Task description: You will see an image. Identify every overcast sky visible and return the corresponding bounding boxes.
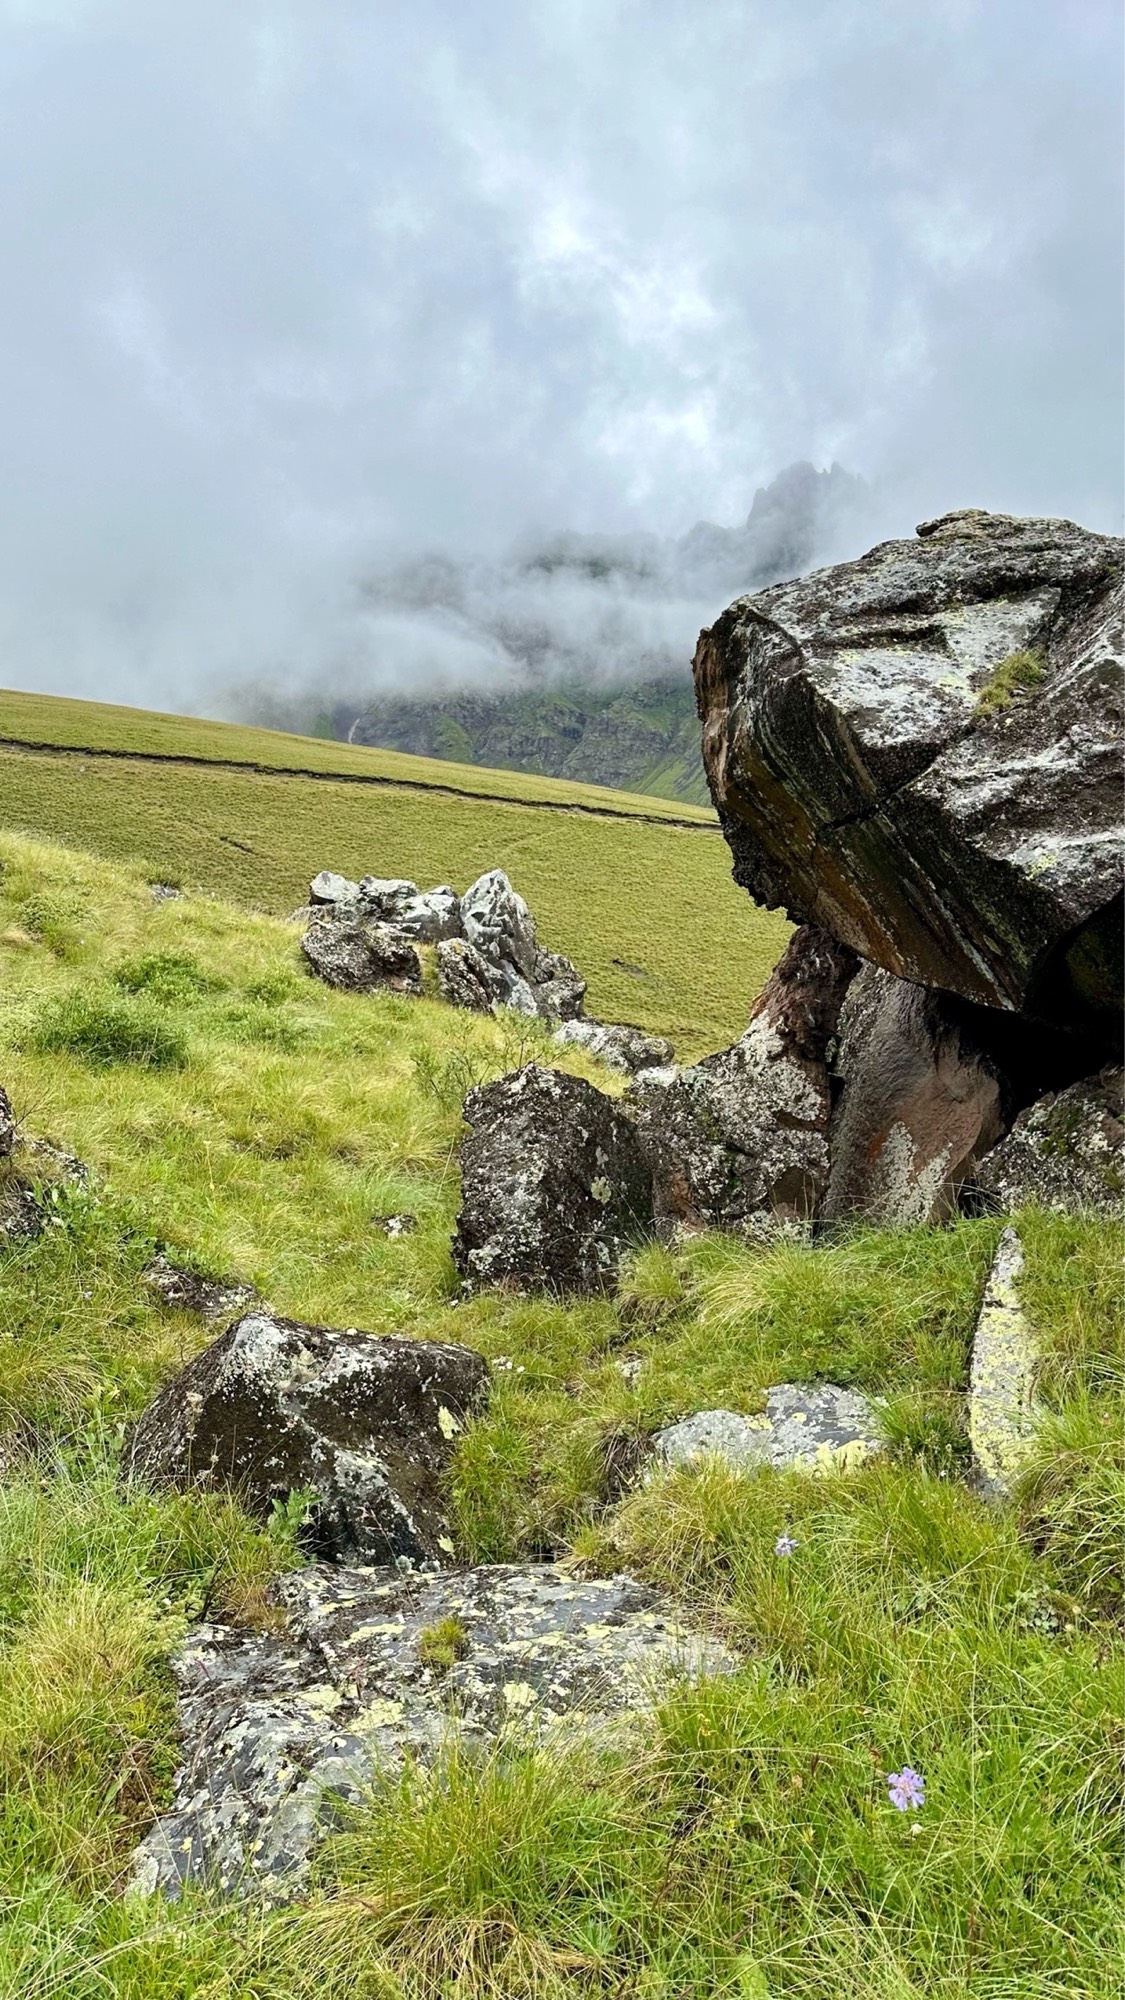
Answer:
[0,0,1120,712]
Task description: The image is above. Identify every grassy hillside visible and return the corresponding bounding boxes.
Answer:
[0,831,1120,1998]
[0,689,784,1060]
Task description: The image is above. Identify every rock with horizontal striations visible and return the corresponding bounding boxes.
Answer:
[974,1067,1124,1217]
[435,936,499,1013]
[653,1384,883,1475]
[126,1311,490,1564]
[696,510,1124,1036]
[301,917,421,994]
[453,1064,653,1294]
[636,925,858,1232]
[969,1227,1038,1499]
[819,963,1007,1228]
[131,1561,736,1900]
[553,1019,674,1075]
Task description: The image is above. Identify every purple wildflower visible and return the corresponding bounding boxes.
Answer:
[886,1767,926,1811]
[774,1533,799,1558]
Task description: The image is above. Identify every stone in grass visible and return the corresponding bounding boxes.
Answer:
[453,1064,654,1295]
[969,1226,1038,1501]
[0,1086,13,1159]
[301,918,421,995]
[131,1561,736,1900]
[370,1211,418,1238]
[142,1254,258,1324]
[653,1384,884,1476]
[974,1067,1124,1218]
[125,1311,490,1565]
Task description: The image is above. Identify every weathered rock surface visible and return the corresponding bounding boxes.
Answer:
[126,1312,490,1564]
[453,1065,654,1294]
[969,1227,1038,1499]
[435,936,498,1013]
[0,1122,89,1244]
[974,1067,1124,1217]
[654,1384,883,1476]
[131,1562,735,1900]
[0,1086,14,1158]
[301,918,421,995]
[696,510,1124,1034]
[460,869,586,1020]
[636,926,857,1232]
[142,1255,258,1323]
[308,869,364,907]
[819,964,1007,1229]
[553,1019,675,1075]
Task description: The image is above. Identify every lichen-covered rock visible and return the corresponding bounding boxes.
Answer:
[974,1067,1124,1216]
[969,1227,1038,1499]
[0,1086,14,1159]
[126,1312,490,1564]
[301,918,421,995]
[636,926,857,1232]
[453,1064,654,1294]
[553,1019,675,1075]
[653,1384,883,1476]
[142,1255,258,1323]
[131,1562,736,1900]
[819,964,1006,1228]
[435,936,498,1013]
[696,510,1123,1034]
[308,869,362,907]
[389,887,462,942]
[530,950,587,1022]
[0,1127,89,1244]
[461,869,540,981]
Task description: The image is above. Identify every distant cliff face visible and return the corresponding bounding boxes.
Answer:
[347,679,710,804]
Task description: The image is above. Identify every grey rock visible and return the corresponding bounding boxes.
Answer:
[0,1086,13,1160]
[435,936,498,1013]
[142,1255,258,1323]
[453,1064,654,1295]
[636,926,857,1232]
[131,1562,736,1900]
[974,1067,1124,1216]
[308,870,361,906]
[461,869,540,982]
[969,1227,1038,1499]
[148,883,183,904]
[356,875,420,918]
[553,1019,674,1075]
[654,1384,883,1475]
[820,963,1006,1228]
[696,510,1124,1033]
[390,886,462,942]
[126,1311,490,1565]
[530,950,587,1022]
[301,918,421,995]
[370,1211,418,1238]
[0,1130,90,1245]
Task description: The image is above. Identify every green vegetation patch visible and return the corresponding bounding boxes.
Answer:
[974,646,1047,715]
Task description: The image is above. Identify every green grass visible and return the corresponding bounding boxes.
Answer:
[974,648,1047,716]
[0,829,1120,1998]
[0,689,789,1058]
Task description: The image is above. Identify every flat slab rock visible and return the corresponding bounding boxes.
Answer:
[131,1562,735,1900]
[969,1227,1038,1500]
[654,1385,884,1475]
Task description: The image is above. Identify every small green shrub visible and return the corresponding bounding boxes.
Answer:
[417,1615,468,1672]
[113,951,222,1006]
[975,647,1047,715]
[27,990,188,1069]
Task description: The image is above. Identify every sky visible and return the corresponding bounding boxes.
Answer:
[0,0,1120,715]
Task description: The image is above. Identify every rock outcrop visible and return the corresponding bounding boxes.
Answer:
[460,869,586,1019]
[301,917,421,995]
[126,1312,490,1565]
[974,1066,1124,1217]
[653,1384,884,1475]
[695,510,1123,1038]
[132,1562,735,1900]
[453,1065,654,1294]
[635,926,856,1232]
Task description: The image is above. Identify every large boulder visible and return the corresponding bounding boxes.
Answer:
[453,1064,654,1294]
[819,964,1007,1228]
[126,1312,490,1564]
[695,510,1123,1038]
[636,926,857,1232]
[974,1067,1124,1217]
[301,918,421,995]
[131,1561,735,1900]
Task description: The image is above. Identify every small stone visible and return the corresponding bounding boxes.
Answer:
[309,870,361,906]
[148,883,182,903]
[969,1227,1038,1500]
[142,1255,258,1323]
[371,1212,417,1239]
[0,1086,14,1160]
[653,1384,884,1475]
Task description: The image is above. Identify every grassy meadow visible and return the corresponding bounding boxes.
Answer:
[0,827,1120,1999]
[0,690,787,1059]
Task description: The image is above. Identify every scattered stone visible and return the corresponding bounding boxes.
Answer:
[819,964,1006,1229]
[0,1127,90,1246]
[148,883,182,904]
[636,926,857,1232]
[0,1086,13,1159]
[0,1171,43,1243]
[301,918,421,995]
[131,1561,735,1900]
[653,1384,884,1475]
[531,953,587,1023]
[969,1227,1038,1500]
[435,936,498,1013]
[974,1067,1124,1217]
[126,1311,490,1565]
[370,1212,418,1239]
[453,1064,654,1295]
[142,1255,258,1323]
[356,875,420,917]
[696,508,1123,1036]
[553,1019,674,1075]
